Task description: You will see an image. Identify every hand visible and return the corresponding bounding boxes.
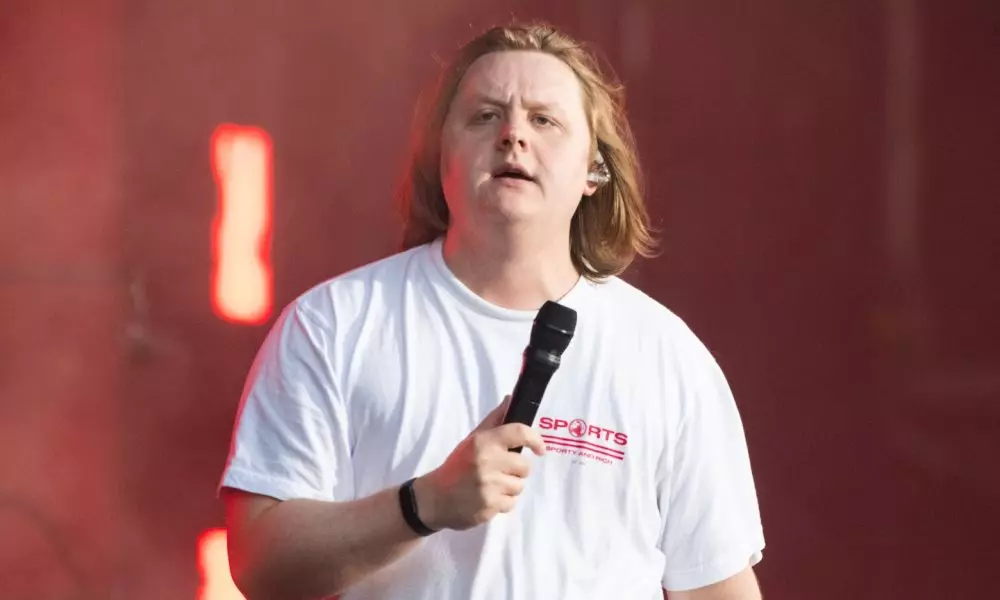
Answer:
[413,396,547,531]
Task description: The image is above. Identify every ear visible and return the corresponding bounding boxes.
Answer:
[584,150,610,196]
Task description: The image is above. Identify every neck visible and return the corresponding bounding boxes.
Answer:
[442,226,579,311]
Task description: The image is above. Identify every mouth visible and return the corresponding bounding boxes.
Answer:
[492,165,536,183]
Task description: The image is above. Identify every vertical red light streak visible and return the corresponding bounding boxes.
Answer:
[211,124,273,324]
[197,528,245,600]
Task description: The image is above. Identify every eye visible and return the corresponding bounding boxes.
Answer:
[473,109,500,123]
[532,114,556,127]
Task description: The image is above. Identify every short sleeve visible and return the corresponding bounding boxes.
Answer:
[218,302,354,503]
[658,326,765,591]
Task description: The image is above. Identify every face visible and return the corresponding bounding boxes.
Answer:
[439,51,598,234]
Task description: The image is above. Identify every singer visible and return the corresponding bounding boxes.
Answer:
[219,22,765,600]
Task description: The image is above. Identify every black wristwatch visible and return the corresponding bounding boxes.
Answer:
[398,477,437,537]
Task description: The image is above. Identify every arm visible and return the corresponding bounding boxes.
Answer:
[223,486,422,600]
[664,566,761,600]
[656,319,766,594]
[221,303,423,598]
[224,398,546,600]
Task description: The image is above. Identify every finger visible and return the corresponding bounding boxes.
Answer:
[494,423,547,456]
[494,473,526,497]
[497,454,531,478]
[522,430,547,457]
[492,494,518,514]
[473,395,512,433]
[492,422,532,447]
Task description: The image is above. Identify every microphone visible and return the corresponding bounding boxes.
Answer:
[502,300,578,452]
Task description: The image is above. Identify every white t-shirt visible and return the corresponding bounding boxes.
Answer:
[220,238,765,599]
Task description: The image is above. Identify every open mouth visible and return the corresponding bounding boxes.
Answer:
[493,166,535,182]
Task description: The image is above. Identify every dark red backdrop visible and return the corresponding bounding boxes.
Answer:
[2,1,998,598]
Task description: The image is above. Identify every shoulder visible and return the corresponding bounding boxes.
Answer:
[286,243,431,328]
[588,276,712,358]
[586,276,729,407]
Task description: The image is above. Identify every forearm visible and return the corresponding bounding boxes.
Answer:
[231,486,422,600]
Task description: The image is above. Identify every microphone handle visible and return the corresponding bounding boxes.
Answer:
[503,350,558,453]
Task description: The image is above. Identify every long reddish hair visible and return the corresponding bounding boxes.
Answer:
[397,22,658,280]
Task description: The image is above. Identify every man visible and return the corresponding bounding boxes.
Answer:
[219,22,765,600]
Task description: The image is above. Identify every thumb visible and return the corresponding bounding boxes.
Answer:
[474,395,511,433]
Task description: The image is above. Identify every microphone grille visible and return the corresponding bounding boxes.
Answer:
[530,300,577,355]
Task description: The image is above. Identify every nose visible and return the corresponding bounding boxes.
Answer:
[496,116,528,152]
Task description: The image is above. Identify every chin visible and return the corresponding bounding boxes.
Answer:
[482,191,543,223]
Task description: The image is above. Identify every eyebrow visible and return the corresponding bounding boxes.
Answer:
[467,93,564,114]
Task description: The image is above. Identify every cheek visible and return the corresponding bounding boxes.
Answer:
[439,129,456,174]
[441,131,470,173]
[545,146,591,188]
[440,139,487,202]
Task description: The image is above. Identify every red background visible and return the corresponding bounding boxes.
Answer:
[2,1,998,597]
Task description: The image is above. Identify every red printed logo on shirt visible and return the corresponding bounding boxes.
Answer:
[538,416,628,464]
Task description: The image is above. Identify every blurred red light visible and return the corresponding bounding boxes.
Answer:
[210,124,273,325]
[197,528,245,600]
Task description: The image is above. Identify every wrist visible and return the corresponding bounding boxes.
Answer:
[411,475,441,531]
[399,476,439,536]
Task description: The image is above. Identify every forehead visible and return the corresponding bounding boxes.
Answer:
[453,50,586,114]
